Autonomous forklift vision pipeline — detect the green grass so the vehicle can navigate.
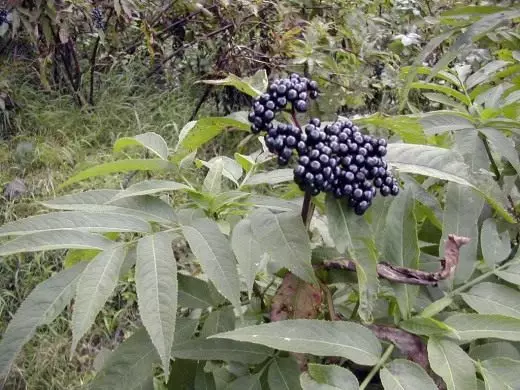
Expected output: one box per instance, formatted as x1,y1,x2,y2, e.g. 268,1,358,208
0,59,215,389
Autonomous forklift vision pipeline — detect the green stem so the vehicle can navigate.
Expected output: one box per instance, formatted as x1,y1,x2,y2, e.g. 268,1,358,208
480,133,501,181
359,344,395,390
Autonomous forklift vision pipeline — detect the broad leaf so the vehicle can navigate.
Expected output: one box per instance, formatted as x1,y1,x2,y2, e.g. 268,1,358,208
113,132,169,160
454,129,490,173
0,230,112,256
231,218,263,298
211,319,382,366
245,169,294,186
300,373,338,389
203,157,223,194
0,211,151,237
41,190,118,208
380,360,437,390
182,218,241,308
248,209,316,284
356,114,425,144
411,83,471,105
136,232,178,376
441,182,483,283
0,262,86,378
195,361,216,390
462,282,520,319
88,328,159,390
226,374,262,390
420,113,475,135
178,274,220,309
171,338,273,364
268,357,302,390
428,337,476,390
399,317,455,337
466,60,510,90
167,359,197,390
384,188,419,319
60,159,174,188
307,363,359,389
480,219,511,267
201,306,235,338
110,180,189,201
444,313,520,341
201,156,243,186
469,342,520,361
479,358,520,390
199,71,264,97
496,263,520,286
72,245,127,352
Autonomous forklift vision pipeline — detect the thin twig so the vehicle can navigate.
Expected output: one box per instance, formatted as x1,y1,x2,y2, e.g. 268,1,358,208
359,344,395,390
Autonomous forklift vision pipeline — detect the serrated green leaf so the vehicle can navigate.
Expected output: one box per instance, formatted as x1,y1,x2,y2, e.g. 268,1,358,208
462,282,520,319
249,209,316,284
0,262,86,378
182,218,240,308
60,159,174,188
171,338,273,364
201,306,235,338
136,232,178,376
110,180,189,201
444,313,520,341
384,188,419,319
479,358,520,390
88,328,159,390
480,127,520,176
72,245,127,353
420,112,475,135
211,319,382,366
0,211,151,237
308,363,359,389
178,274,220,309
226,374,261,390
441,182,484,283
0,230,112,256
231,218,263,298
245,169,294,186
399,317,455,337
496,263,520,286
469,342,520,361
268,357,302,390
380,359,437,390
113,132,169,160
428,337,476,390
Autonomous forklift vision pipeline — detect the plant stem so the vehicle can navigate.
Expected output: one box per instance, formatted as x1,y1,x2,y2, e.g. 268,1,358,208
301,188,314,228
359,344,394,390
480,133,501,181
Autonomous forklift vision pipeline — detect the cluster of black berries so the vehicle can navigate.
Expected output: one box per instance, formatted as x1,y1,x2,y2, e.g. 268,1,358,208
248,73,399,215
0,8,9,25
247,73,319,134
294,119,399,214
92,7,105,29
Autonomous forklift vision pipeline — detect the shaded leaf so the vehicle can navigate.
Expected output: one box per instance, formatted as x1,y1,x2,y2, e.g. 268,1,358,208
113,132,169,160
480,127,520,176
466,61,510,90
0,262,86,378
496,263,520,286
178,274,220,309
226,374,261,390
444,313,520,341
420,113,475,135
195,361,216,390
72,245,127,352
211,319,382,366
268,357,302,390
469,342,520,361
308,363,359,389
167,359,197,390
201,306,235,338
381,360,437,390
182,218,241,308
399,317,455,337
245,169,294,186
479,357,520,390
462,282,520,319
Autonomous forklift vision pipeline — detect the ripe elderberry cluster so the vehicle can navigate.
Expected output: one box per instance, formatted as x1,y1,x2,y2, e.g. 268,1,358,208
247,73,399,215
92,7,105,29
248,73,319,134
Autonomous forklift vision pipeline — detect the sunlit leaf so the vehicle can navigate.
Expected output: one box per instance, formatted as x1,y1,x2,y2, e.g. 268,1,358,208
113,132,169,160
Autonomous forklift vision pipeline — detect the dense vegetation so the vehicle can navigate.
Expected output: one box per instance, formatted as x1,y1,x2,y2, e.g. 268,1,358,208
0,0,519,389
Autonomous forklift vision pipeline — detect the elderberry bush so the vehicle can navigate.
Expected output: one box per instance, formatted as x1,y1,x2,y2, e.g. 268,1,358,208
247,73,399,215
247,73,319,134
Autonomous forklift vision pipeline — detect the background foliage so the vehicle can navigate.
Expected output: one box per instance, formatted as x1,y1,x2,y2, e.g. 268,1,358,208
0,0,519,389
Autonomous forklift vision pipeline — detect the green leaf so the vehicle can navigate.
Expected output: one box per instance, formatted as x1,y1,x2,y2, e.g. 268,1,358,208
466,61,511,90
479,358,520,390
441,182,484,283
167,359,197,390
234,153,255,172
268,357,302,390
110,180,189,201
300,372,338,389
479,127,520,176
203,157,223,194
399,317,455,337
72,245,127,353
0,262,86,378
249,209,316,284
0,211,151,237
0,230,112,256
195,361,216,390
113,132,169,160
171,338,273,364
42,189,118,208
199,72,264,97
496,263,520,286
178,274,220,309
428,337,476,390
245,169,294,186
444,313,520,341
249,195,301,213
60,159,174,188
454,129,490,173
231,218,263,298
420,113,475,135
461,282,520,319
411,83,471,105
325,194,378,322
380,359,437,390
226,374,261,390
88,328,159,390
136,232,178,376
182,218,241,308
176,117,249,153
210,319,382,366
469,342,520,361
441,5,507,17
355,114,425,144
308,363,359,389
201,306,235,338
200,156,243,186
384,188,419,319
422,93,467,111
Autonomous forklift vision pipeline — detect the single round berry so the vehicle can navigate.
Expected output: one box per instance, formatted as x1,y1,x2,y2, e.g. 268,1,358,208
355,201,370,215
381,185,391,196
299,155,310,166
310,160,321,172
264,110,275,121
295,100,307,112
265,100,276,110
